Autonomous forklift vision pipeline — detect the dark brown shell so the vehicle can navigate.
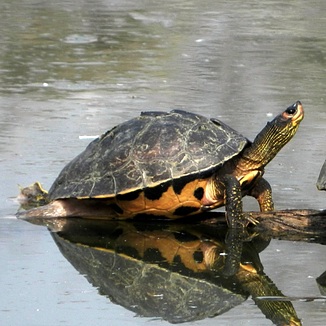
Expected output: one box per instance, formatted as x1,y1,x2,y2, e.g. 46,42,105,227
49,110,248,200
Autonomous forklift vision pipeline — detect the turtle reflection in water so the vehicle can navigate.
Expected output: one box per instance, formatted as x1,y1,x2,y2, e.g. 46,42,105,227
43,219,301,325
17,101,304,227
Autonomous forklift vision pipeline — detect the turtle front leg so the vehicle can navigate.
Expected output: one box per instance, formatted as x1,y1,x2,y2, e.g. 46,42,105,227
222,175,247,228
202,175,255,227
249,177,274,212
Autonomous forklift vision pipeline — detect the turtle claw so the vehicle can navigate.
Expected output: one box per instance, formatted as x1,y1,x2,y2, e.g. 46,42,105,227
244,212,259,225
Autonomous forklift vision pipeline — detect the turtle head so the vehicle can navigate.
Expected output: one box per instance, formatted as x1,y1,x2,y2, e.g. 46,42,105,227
278,100,304,131
265,100,304,149
243,101,304,168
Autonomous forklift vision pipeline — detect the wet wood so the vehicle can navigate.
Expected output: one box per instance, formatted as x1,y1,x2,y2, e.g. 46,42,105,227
251,209,326,234
201,209,326,241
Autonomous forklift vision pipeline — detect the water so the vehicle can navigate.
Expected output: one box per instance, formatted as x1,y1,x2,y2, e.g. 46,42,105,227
1,0,326,325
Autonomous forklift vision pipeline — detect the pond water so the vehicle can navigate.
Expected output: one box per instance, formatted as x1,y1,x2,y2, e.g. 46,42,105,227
1,0,326,325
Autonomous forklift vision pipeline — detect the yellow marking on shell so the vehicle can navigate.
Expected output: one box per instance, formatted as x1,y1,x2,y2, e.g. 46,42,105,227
77,194,112,199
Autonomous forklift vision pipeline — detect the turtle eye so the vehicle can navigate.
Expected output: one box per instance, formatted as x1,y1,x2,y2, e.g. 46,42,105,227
285,102,298,115
282,101,303,123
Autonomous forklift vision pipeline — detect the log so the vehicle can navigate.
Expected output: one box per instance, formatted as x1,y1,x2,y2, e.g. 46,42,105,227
201,209,326,242
252,209,326,231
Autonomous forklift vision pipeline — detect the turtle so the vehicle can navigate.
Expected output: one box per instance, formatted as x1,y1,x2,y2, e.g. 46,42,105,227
317,160,326,190
317,271,326,296
17,101,304,227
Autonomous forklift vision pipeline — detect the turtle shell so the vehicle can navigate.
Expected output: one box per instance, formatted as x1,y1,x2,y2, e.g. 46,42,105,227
49,110,248,200
317,160,326,190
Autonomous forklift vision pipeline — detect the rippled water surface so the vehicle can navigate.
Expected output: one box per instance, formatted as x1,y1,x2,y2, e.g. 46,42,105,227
1,0,326,325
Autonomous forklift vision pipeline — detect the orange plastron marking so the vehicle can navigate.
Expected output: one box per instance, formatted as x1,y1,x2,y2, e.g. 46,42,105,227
114,178,221,219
